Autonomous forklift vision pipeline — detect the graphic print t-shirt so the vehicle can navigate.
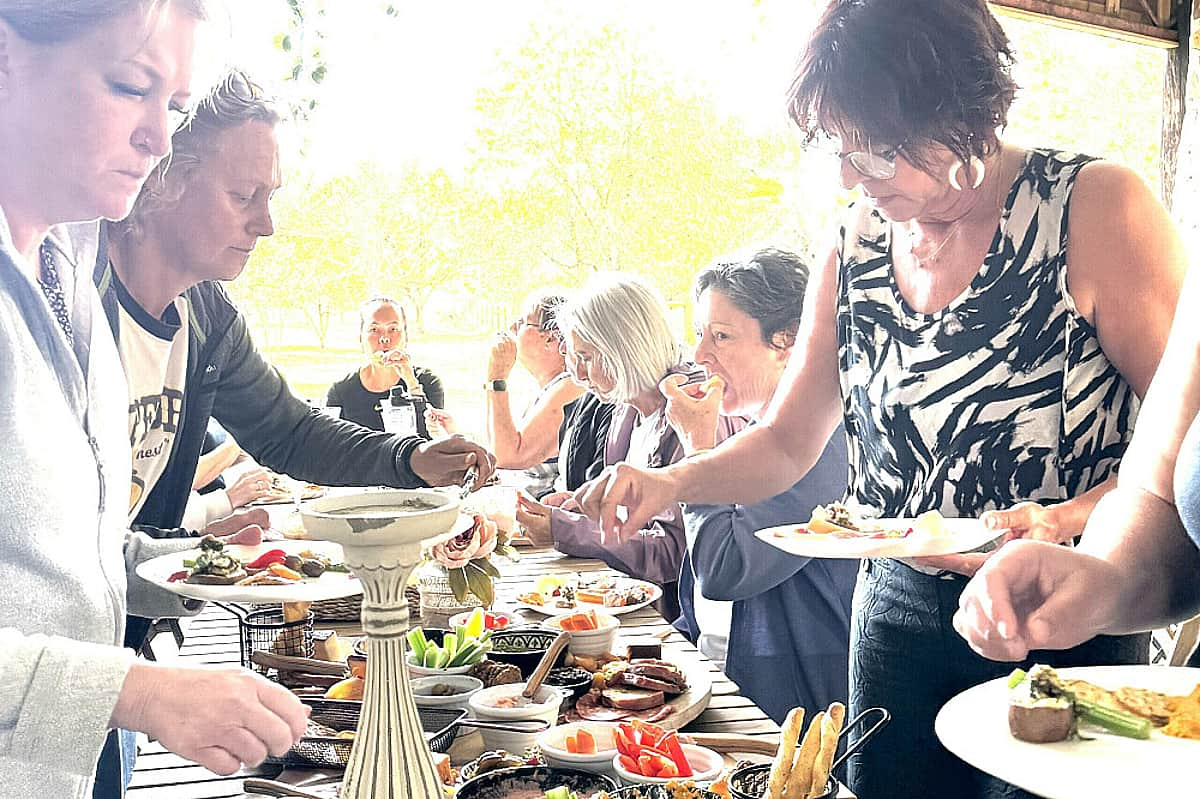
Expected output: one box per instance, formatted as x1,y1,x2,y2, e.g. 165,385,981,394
116,278,188,519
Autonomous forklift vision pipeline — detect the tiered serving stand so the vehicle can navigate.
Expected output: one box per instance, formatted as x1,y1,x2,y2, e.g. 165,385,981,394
299,489,465,799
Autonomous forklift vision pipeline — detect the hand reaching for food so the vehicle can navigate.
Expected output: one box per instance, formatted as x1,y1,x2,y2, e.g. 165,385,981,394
226,468,275,509
515,493,553,546
111,661,309,776
659,373,724,454
409,435,497,489
487,333,518,380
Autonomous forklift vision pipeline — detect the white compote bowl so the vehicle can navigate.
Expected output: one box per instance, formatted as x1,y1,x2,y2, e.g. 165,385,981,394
301,489,466,799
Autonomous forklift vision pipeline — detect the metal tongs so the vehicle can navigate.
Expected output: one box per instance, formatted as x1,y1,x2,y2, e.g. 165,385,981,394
459,464,479,500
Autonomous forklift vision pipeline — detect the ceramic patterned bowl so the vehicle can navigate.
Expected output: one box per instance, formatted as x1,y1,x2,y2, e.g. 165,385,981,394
486,628,567,677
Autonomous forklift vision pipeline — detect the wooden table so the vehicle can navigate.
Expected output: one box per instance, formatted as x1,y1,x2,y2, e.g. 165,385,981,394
127,545,851,798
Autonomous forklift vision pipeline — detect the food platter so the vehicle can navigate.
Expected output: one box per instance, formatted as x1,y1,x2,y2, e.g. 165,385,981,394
935,665,1200,799
136,539,361,604
756,516,999,559
512,575,663,617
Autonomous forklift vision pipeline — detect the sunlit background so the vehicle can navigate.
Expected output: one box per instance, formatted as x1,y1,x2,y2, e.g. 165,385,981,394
219,0,1166,434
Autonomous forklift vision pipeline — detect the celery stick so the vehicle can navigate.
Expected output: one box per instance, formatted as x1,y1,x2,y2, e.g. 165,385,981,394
1076,699,1151,739
423,646,440,669
1007,668,1027,690
407,628,428,661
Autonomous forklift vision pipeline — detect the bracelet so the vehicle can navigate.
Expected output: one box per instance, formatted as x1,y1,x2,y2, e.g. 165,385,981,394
484,379,507,391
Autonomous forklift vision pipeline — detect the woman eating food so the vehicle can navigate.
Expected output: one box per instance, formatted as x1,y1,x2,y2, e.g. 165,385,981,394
667,249,855,723
516,274,725,622
575,1,1185,795
0,2,310,796
327,295,445,432
484,292,585,497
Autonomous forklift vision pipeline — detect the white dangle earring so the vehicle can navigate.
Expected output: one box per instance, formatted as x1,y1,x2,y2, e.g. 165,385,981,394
947,156,986,191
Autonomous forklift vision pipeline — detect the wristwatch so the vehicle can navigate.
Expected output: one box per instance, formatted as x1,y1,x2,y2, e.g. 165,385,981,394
484,379,507,392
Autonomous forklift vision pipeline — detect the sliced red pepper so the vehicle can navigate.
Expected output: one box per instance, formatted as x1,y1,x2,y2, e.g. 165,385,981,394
613,728,631,757
657,760,679,779
658,731,693,778
631,719,667,746
619,754,639,774
637,754,660,777
245,549,287,570
167,569,189,582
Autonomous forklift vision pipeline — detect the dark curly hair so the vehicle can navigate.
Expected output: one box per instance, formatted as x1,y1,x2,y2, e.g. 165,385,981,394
694,248,810,348
787,0,1018,171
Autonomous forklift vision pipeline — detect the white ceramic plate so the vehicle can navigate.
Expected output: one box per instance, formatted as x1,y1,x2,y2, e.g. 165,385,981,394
935,665,1200,799
135,540,361,603
512,578,662,616
755,516,999,559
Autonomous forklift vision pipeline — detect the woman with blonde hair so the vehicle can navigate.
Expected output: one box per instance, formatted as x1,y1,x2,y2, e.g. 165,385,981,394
0,3,310,796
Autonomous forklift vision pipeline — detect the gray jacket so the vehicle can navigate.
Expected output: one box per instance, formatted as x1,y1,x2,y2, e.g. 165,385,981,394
0,215,193,797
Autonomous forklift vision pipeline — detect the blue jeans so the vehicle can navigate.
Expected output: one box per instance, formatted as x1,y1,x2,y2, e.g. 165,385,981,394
93,729,137,799
846,558,1148,799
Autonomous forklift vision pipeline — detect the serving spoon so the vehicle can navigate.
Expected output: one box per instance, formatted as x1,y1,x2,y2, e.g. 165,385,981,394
523,630,572,700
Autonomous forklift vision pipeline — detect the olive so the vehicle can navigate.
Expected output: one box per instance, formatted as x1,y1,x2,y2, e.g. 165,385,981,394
301,558,326,577
283,554,303,571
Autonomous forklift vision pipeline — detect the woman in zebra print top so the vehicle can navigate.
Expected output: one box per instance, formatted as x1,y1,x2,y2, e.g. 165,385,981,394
576,0,1186,796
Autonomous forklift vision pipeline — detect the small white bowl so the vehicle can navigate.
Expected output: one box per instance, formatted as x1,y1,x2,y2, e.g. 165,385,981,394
541,611,620,657
467,682,564,753
406,656,474,678
410,674,484,713
538,721,621,777
612,743,724,785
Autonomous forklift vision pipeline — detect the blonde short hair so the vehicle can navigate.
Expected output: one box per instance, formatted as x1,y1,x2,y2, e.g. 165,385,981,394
557,274,681,404
0,0,211,44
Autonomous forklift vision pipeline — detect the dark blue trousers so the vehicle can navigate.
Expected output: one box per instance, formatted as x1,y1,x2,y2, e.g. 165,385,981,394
846,557,1148,799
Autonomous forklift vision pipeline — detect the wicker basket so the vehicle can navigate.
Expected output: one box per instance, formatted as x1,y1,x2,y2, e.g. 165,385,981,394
236,606,314,672
311,594,363,622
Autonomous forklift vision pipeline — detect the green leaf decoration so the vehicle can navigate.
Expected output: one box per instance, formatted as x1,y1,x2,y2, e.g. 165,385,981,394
465,567,495,608
447,567,469,602
474,557,501,578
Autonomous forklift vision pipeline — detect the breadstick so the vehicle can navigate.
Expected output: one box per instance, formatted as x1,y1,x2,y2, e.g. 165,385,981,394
807,703,846,799
765,707,804,799
783,710,823,799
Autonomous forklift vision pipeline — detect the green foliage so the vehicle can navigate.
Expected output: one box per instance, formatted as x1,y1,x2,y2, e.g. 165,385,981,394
470,24,802,301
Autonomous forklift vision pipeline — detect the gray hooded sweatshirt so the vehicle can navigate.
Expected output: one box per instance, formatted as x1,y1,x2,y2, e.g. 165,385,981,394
0,214,195,798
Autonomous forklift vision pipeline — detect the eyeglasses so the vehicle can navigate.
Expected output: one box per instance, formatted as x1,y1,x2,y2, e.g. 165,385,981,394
841,144,904,181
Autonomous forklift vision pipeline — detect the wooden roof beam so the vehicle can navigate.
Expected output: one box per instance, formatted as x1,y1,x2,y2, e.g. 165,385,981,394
990,0,1179,48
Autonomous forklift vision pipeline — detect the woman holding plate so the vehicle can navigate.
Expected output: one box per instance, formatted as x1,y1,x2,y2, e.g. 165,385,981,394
576,1,1186,796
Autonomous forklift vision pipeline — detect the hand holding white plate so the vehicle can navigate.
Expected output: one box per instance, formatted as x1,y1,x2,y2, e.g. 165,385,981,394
756,515,1000,559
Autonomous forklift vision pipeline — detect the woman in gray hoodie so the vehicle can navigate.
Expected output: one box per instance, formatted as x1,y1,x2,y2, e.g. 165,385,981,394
0,3,307,797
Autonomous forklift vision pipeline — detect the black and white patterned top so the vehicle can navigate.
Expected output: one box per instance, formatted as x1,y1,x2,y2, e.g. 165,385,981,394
835,149,1138,518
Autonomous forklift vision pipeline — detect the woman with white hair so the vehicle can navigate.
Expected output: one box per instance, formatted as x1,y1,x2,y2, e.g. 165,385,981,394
516,274,734,620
